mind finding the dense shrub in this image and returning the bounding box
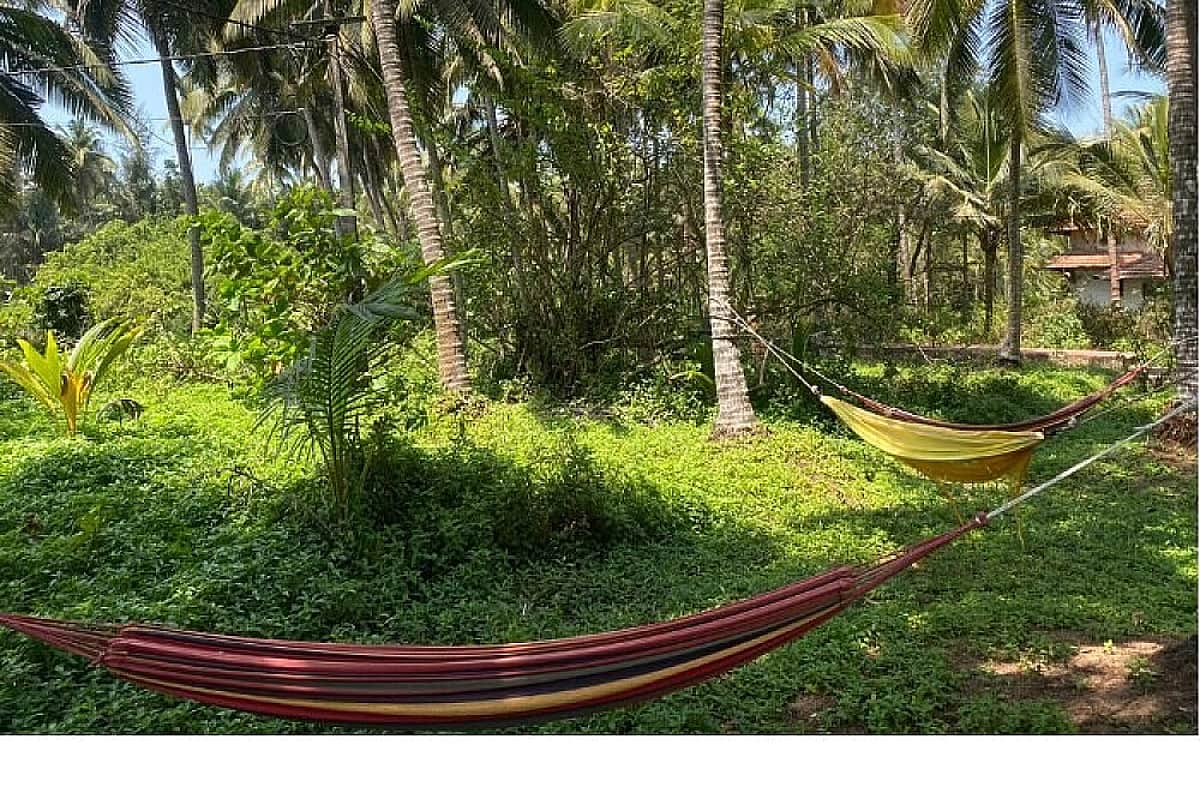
[1077,297,1171,352]
[35,281,90,340]
[7,218,193,340]
[200,186,422,385]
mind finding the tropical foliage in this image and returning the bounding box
[260,276,419,519]
[0,0,1194,740]
[260,252,481,519]
[0,2,132,210]
[1048,97,1172,261]
[0,317,140,434]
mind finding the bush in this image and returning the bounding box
[200,186,422,386]
[0,217,193,347]
[35,282,90,340]
[1077,297,1171,352]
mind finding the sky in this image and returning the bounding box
[46,30,229,182]
[43,28,1166,185]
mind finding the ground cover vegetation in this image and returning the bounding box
[0,0,1195,734]
[0,357,1194,733]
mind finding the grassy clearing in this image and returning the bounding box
[0,363,1194,733]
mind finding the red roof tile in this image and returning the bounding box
[1043,251,1167,280]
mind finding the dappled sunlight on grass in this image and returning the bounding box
[0,361,1193,733]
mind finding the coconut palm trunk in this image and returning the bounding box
[1167,0,1197,407]
[793,6,810,187]
[368,0,470,392]
[980,229,999,334]
[154,32,205,333]
[302,107,334,193]
[1000,134,1022,364]
[795,58,809,186]
[326,0,357,239]
[1096,24,1122,307]
[894,130,912,301]
[702,0,756,437]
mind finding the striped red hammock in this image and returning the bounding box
[0,514,988,728]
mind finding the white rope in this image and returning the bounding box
[712,299,822,394]
[984,400,1196,521]
[715,298,1190,430]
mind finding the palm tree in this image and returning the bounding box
[1166,0,1196,407]
[0,3,132,212]
[1041,97,1171,259]
[1084,1,1166,306]
[908,2,1100,365]
[367,0,557,392]
[225,1,359,234]
[908,86,1009,331]
[369,0,471,392]
[61,119,116,216]
[702,0,756,436]
[71,0,234,334]
[566,1,907,431]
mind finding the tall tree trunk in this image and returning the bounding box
[484,95,528,299]
[702,0,756,437]
[806,57,818,150]
[371,136,407,237]
[369,0,470,392]
[895,133,913,302]
[425,140,455,242]
[960,229,970,321]
[1096,24,1122,307]
[1000,135,1023,364]
[923,231,933,309]
[361,155,391,234]
[302,107,334,193]
[794,5,810,188]
[1168,0,1197,407]
[154,32,205,334]
[795,59,809,187]
[981,230,998,334]
[425,140,467,345]
[327,0,358,239]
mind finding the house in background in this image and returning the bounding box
[1042,224,1167,311]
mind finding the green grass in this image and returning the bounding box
[0,362,1194,733]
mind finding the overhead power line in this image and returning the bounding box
[152,0,304,41]
[0,6,368,80]
[0,41,317,78]
[0,109,307,128]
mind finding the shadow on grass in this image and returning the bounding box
[0,427,806,732]
[764,438,1196,734]
[0,391,1192,734]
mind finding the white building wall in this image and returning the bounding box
[1068,274,1149,311]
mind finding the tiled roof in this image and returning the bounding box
[1043,251,1167,280]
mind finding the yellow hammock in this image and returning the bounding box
[820,395,1044,488]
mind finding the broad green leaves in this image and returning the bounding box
[0,318,141,435]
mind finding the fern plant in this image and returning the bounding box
[0,319,142,436]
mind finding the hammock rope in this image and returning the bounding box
[711,299,1175,494]
[715,298,1161,434]
[0,402,1189,728]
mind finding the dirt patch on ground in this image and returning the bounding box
[967,635,1197,733]
[1150,437,1198,470]
[786,693,837,730]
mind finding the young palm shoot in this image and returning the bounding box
[0,319,142,436]
[260,255,478,521]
